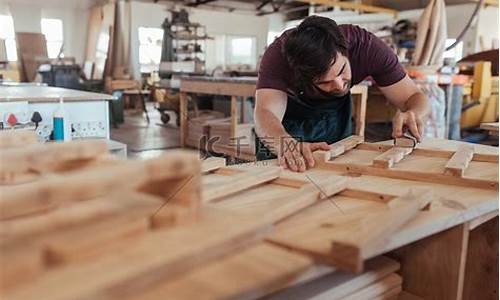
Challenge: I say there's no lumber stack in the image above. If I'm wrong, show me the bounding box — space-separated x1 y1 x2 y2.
185 110 225 148
265 256 403 300
209 119 255 155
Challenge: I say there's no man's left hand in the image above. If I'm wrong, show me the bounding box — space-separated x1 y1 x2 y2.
392 110 424 142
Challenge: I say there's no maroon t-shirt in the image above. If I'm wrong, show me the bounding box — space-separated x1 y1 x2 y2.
257 24 406 97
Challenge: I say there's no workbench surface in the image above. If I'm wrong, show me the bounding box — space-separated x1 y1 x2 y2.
0 86 116 102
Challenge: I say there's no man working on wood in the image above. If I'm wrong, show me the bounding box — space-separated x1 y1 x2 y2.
254 16 429 172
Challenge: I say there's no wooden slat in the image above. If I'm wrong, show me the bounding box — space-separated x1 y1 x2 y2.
132 243 313 300
321 162 498 190
372 147 413 168
343 273 402 300
203 167 281 202
313 135 364 163
356 142 499 163
445 145 475 177
0 192 162 241
44 214 150 266
201 157 226 173
264 256 399 300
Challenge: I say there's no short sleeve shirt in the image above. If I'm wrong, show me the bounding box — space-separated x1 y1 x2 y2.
257 24 406 97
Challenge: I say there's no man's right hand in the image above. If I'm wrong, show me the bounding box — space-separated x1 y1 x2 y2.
277 140 331 172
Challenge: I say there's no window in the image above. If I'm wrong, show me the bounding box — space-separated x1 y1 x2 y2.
138 27 163 73
443 38 463 62
41 18 64 58
226 36 256 66
0 15 17 61
94 31 110 79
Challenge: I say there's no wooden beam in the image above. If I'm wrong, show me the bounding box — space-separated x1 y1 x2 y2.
297 0 398 16
372 147 413 168
445 145 475 177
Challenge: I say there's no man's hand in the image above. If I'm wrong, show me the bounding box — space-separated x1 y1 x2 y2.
277 140 331 172
392 110 424 142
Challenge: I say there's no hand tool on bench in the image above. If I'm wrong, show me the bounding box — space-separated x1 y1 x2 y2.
394 131 418 149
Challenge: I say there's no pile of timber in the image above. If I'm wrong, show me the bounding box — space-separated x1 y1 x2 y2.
208 118 255 155
266 256 404 300
185 110 225 148
1 131 497 299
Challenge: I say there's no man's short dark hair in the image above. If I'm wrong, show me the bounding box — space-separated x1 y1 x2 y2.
284 16 348 88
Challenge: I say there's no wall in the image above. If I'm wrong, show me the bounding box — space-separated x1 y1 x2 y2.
129 1 270 78
0 0 92 63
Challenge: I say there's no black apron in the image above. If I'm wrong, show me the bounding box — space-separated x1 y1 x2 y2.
255 91 353 160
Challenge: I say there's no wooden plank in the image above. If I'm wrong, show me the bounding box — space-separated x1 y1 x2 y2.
328 189 433 272
0 151 199 220
179 92 188 147
0 130 37 149
44 214 150 266
389 224 469 300
338 189 397 203
203 167 281 202
445 145 475 177
356 142 499 163
180 80 256 97
201 157 226 173
230 95 237 142
321 162 498 190
0 192 162 241
463 217 498 300
313 135 364 163
373 147 413 168
4 211 271 300
264 256 399 300
0 242 44 293
131 243 313 300
0 140 108 177
343 273 402 300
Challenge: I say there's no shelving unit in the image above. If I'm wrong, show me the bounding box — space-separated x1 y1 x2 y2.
170 22 212 74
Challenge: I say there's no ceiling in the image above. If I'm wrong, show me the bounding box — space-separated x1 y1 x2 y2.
144 0 494 19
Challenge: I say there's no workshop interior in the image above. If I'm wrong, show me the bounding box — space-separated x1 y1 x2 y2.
0 0 498 299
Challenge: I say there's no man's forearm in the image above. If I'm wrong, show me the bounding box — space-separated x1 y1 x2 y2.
254 109 291 151
404 92 429 118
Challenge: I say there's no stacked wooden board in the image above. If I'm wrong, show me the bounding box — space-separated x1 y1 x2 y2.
185 111 225 148
1 132 498 300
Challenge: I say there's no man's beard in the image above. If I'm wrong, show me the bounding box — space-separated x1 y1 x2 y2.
314 80 351 98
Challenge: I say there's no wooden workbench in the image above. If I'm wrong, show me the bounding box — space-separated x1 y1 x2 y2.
2 133 497 300
0 86 116 102
179 76 368 160
194 137 498 300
